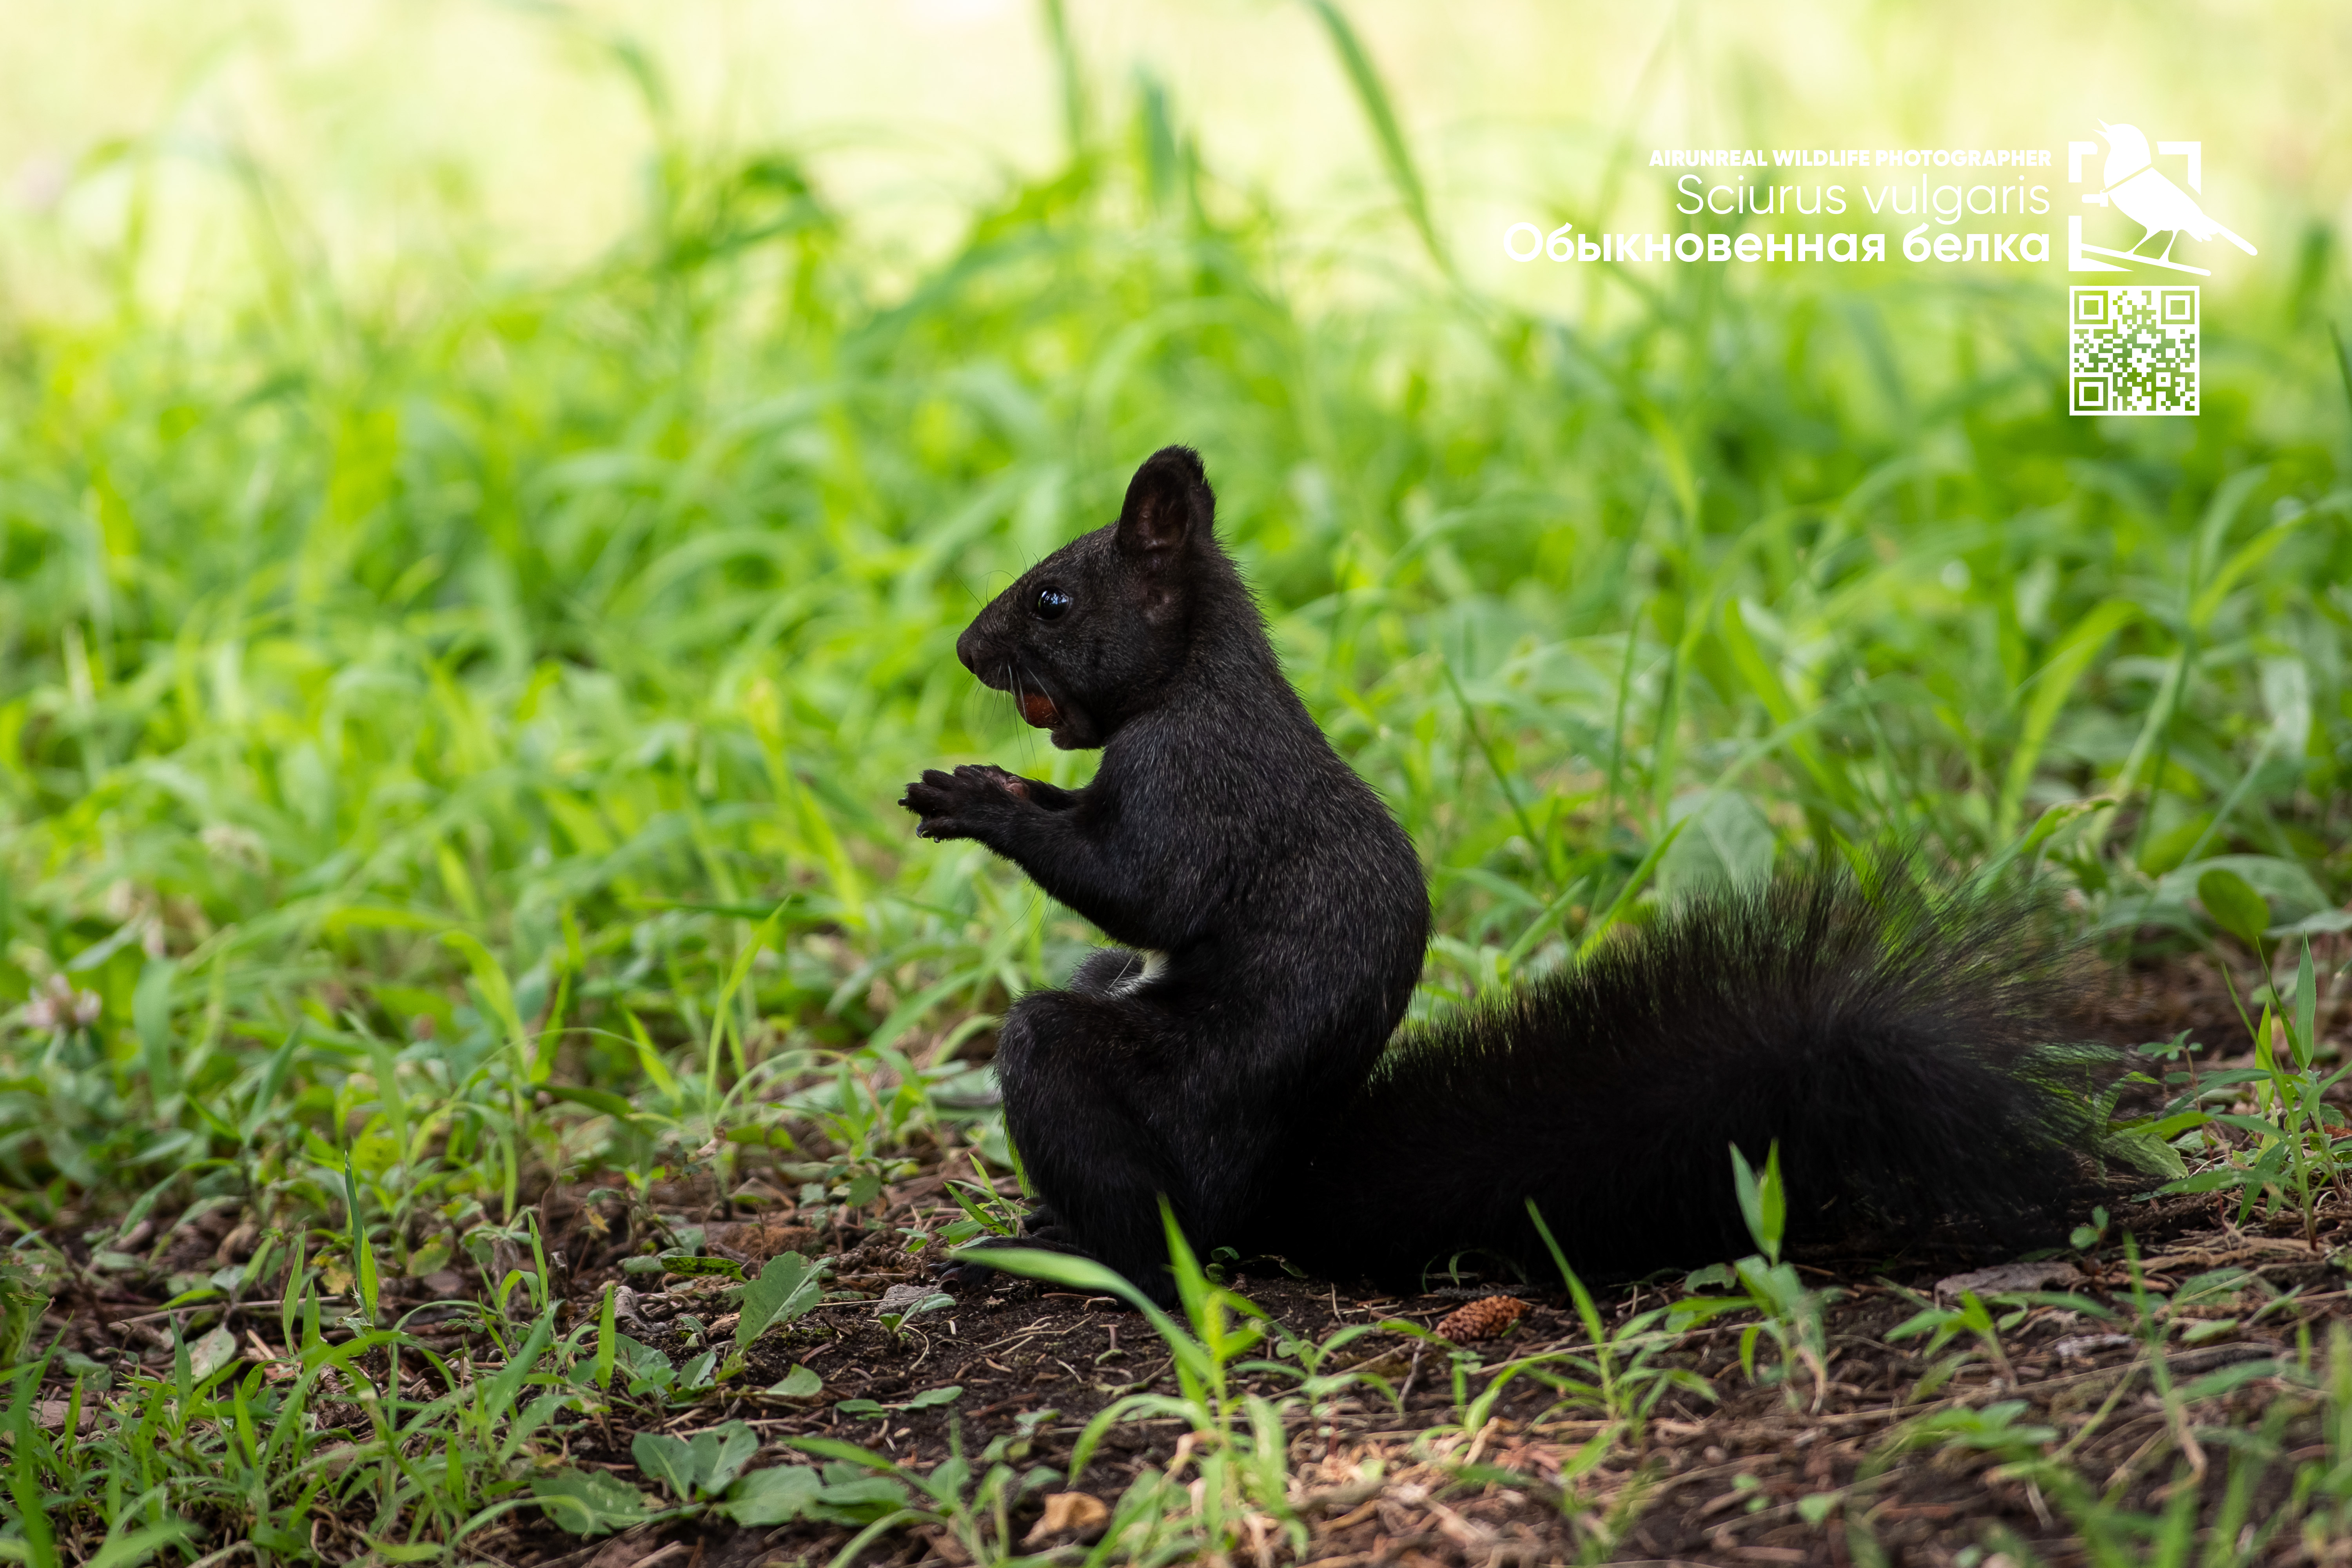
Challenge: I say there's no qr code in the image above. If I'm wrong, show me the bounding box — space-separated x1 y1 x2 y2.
2070 287 2198 416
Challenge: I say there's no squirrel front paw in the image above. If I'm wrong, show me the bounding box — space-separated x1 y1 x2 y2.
900 764 1030 841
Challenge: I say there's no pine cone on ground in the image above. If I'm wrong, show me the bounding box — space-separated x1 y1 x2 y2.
1435 1295 1528 1343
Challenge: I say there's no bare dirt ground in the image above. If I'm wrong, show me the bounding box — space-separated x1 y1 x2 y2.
425 1189 2318 1568
38 950 2352 1566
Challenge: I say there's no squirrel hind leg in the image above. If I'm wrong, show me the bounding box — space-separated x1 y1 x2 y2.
992 987 1205 1303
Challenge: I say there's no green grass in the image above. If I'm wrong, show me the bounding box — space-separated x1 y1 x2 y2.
2 3 2351 1560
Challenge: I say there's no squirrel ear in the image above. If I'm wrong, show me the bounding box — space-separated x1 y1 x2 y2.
1114 445 1212 563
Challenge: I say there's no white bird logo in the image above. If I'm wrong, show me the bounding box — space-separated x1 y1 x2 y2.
2088 122 2257 263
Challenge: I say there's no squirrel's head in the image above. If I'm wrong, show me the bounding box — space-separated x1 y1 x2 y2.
956 444 1217 750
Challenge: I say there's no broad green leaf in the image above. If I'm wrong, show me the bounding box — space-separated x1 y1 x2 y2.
2158 855 2330 921
632 1432 701 1501
812 1472 914 1521
737 1252 824 1346
633 1421 761 1501
2197 867 2271 950
702 1422 761 1495
767 1364 822 1397
185 1326 240 1384
531 1468 654 1536
723 1463 822 1526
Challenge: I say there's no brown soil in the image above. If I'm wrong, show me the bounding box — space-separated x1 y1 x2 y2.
33 948 2352 1566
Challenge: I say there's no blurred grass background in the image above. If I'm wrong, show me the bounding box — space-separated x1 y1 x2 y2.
0 0 2348 1221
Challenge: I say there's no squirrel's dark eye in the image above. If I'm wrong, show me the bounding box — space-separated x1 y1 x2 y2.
1034 586 1071 621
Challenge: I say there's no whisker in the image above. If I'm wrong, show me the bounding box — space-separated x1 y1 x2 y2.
1010 659 1045 765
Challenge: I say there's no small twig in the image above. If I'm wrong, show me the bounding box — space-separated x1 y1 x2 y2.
106 1297 294 1328
182 1542 256 1568
1397 1343 1427 1409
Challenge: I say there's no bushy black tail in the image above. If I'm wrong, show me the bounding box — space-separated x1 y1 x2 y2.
1282 860 2138 1289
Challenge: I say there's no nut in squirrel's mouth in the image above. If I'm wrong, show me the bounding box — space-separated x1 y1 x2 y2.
1019 690 1060 728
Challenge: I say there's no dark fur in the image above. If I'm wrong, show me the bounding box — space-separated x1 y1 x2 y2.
1285 870 2118 1285
902 445 2122 1303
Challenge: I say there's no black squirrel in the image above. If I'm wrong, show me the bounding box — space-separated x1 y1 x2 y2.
901 445 2126 1303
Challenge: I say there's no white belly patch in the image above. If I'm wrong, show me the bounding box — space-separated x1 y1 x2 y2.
1112 949 1167 995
